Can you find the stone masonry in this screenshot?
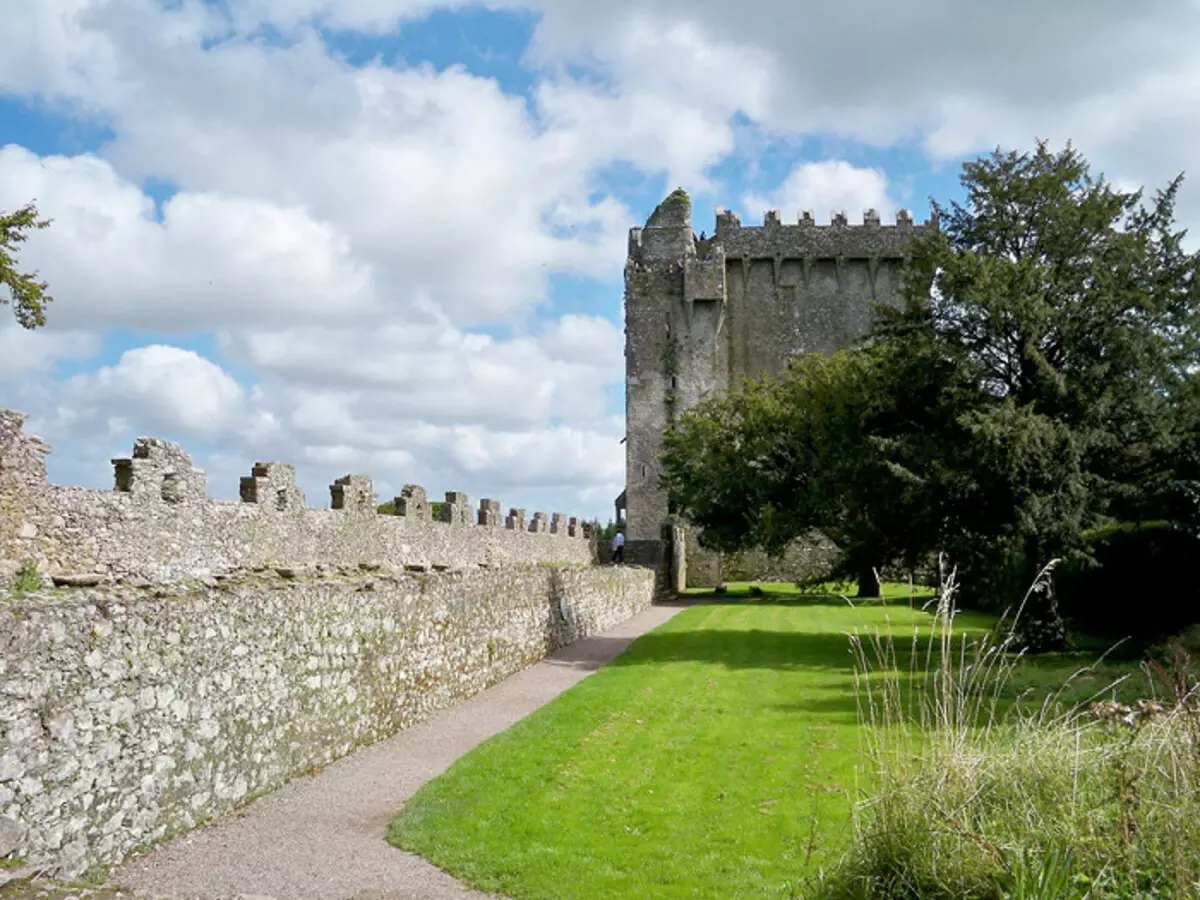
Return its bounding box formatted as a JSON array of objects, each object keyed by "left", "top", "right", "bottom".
[
  {"left": 0, "top": 408, "right": 594, "bottom": 587},
  {"left": 0, "top": 406, "right": 657, "bottom": 879},
  {"left": 0, "top": 565, "right": 654, "bottom": 878},
  {"left": 620, "top": 190, "right": 935, "bottom": 586}
]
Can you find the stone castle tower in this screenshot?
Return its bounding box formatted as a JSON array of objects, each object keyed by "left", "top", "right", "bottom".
[{"left": 617, "top": 189, "right": 936, "bottom": 585}]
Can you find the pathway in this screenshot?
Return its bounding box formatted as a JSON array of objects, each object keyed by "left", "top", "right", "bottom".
[{"left": 104, "top": 602, "right": 690, "bottom": 900}]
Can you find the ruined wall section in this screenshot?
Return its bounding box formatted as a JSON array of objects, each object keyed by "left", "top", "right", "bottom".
[
  {"left": 0, "top": 409, "right": 595, "bottom": 587},
  {"left": 0, "top": 565, "right": 655, "bottom": 877}
]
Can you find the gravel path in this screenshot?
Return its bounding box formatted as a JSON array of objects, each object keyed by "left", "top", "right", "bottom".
[{"left": 104, "top": 602, "right": 689, "bottom": 900}]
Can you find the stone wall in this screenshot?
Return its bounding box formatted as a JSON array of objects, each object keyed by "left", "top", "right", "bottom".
[
  {"left": 0, "top": 408, "right": 596, "bottom": 587},
  {"left": 682, "top": 528, "right": 842, "bottom": 588},
  {"left": 0, "top": 564, "right": 655, "bottom": 877}
]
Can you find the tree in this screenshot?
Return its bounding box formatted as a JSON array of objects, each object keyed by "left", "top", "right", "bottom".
[
  {"left": 594, "top": 520, "right": 619, "bottom": 542},
  {"left": 880, "top": 141, "right": 1200, "bottom": 612},
  {"left": 1, "top": 202, "right": 53, "bottom": 328},
  {"left": 661, "top": 350, "right": 955, "bottom": 597},
  {"left": 663, "top": 141, "right": 1200, "bottom": 623}
]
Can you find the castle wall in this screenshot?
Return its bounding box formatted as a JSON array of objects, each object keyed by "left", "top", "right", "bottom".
[
  {"left": 0, "top": 565, "right": 655, "bottom": 878},
  {"left": 622, "top": 195, "right": 933, "bottom": 585},
  {"left": 0, "top": 409, "right": 595, "bottom": 587},
  {"left": 682, "top": 530, "right": 843, "bottom": 589}
]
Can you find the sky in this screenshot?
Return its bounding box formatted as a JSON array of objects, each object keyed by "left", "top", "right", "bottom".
[{"left": 2, "top": 0, "right": 1199, "bottom": 522}]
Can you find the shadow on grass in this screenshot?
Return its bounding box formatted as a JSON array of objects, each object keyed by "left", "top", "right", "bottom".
[
  {"left": 682, "top": 586, "right": 939, "bottom": 610},
  {"left": 606, "top": 629, "right": 880, "bottom": 673}
]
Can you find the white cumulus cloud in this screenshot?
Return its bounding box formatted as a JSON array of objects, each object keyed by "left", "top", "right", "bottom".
[{"left": 742, "top": 160, "right": 895, "bottom": 226}]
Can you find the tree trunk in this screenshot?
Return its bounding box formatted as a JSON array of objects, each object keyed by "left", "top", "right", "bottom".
[{"left": 856, "top": 565, "right": 881, "bottom": 598}]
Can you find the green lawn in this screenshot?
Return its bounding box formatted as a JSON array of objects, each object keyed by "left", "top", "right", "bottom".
[{"left": 388, "top": 583, "right": 1146, "bottom": 899}]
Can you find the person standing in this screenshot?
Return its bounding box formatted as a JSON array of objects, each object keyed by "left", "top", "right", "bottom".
[{"left": 611, "top": 529, "right": 625, "bottom": 564}]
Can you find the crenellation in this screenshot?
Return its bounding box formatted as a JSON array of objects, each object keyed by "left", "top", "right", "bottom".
[
  {"left": 714, "top": 207, "right": 741, "bottom": 236},
  {"left": 763, "top": 209, "right": 781, "bottom": 227},
  {"left": 0, "top": 408, "right": 49, "bottom": 489},
  {"left": 112, "top": 437, "right": 207, "bottom": 504},
  {"left": 530, "top": 512, "right": 549, "bottom": 533},
  {"left": 0, "top": 409, "right": 599, "bottom": 585},
  {"left": 396, "top": 484, "right": 430, "bottom": 519},
  {"left": 441, "top": 491, "right": 472, "bottom": 526},
  {"left": 569, "top": 516, "right": 581, "bottom": 537},
  {"left": 240, "top": 462, "right": 305, "bottom": 511},
  {"left": 705, "top": 208, "right": 935, "bottom": 260},
  {"left": 330, "top": 474, "right": 376, "bottom": 512},
  {"left": 478, "top": 498, "right": 501, "bottom": 527},
  {"left": 550, "top": 512, "right": 568, "bottom": 535}
]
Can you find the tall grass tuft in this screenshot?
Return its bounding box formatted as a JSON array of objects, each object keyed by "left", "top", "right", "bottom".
[{"left": 811, "top": 560, "right": 1200, "bottom": 899}]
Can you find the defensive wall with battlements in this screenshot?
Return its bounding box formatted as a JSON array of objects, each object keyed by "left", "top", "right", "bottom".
[
  {"left": 0, "top": 408, "right": 655, "bottom": 878},
  {"left": 0, "top": 408, "right": 597, "bottom": 587},
  {"left": 621, "top": 191, "right": 936, "bottom": 586}
]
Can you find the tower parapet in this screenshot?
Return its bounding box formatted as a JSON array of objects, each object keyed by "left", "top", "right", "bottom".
[{"left": 713, "top": 208, "right": 936, "bottom": 260}]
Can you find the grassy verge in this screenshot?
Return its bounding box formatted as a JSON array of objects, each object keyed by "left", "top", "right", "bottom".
[
  {"left": 814, "top": 571, "right": 1200, "bottom": 899},
  {"left": 389, "top": 582, "right": 1148, "bottom": 898}
]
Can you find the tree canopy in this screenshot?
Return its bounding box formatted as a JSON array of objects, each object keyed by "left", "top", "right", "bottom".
[
  {"left": 1, "top": 202, "right": 53, "bottom": 329},
  {"left": 662, "top": 141, "right": 1200, "bottom": 618}
]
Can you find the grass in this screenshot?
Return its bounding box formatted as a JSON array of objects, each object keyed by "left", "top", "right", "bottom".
[
  {"left": 13, "top": 559, "right": 39, "bottom": 593},
  {"left": 809, "top": 568, "right": 1200, "bottom": 899},
  {"left": 389, "top": 582, "right": 1148, "bottom": 898}
]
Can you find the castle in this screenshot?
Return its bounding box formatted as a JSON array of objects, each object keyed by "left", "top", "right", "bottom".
[
  {"left": 0, "top": 190, "right": 935, "bottom": 880},
  {"left": 618, "top": 190, "right": 937, "bottom": 586}
]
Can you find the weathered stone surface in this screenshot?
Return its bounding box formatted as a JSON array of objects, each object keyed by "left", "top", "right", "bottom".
[
  {"left": 239, "top": 462, "right": 305, "bottom": 511},
  {"left": 441, "top": 492, "right": 472, "bottom": 527},
  {"left": 0, "top": 566, "right": 654, "bottom": 878},
  {"left": 112, "top": 438, "right": 208, "bottom": 506},
  {"left": 0, "top": 414, "right": 595, "bottom": 587},
  {"left": 394, "top": 484, "right": 429, "bottom": 520},
  {"left": 0, "top": 815, "right": 24, "bottom": 857},
  {"left": 477, "top": 499, "right": 501, "bottom": 527},
  {"left": 50, "top": 574, "right": 104, "bottom": 587},
  {"left": 684, "top": 528, "right": 842, "bottom": 589},
  {"left": 329, "top": 474, "right": 376, "bottom": 512}
]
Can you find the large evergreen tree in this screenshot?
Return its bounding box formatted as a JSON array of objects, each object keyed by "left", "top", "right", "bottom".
[{"left": 883, "top": 141, "right": 1200, "bottom": 609}]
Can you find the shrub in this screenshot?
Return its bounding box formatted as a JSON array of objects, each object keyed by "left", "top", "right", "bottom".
[{"left": 1057, "top": 522, "right": 1200, "bottom": 642}]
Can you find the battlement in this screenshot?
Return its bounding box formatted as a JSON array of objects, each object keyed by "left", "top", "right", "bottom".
[
  {"left": 0, "top": 408, "right": 597, "bottom": 585},
  {"left": 713, "top": 206, "right": 937, "bottom": 259}
]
